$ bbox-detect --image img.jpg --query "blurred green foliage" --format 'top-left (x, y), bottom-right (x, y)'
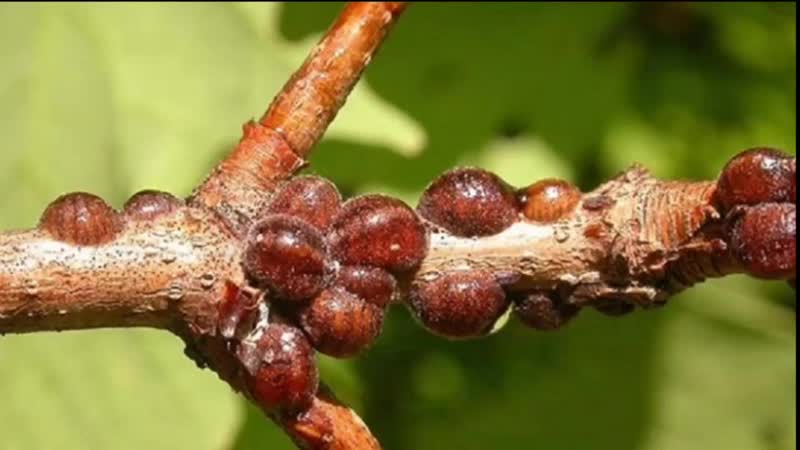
top-left (0, 3), bottom-right (795, 450)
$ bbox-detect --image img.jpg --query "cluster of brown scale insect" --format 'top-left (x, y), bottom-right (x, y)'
top-left (38, 190), bottom-right (185, 246)
top-left (410, 168), bottom-right (587, 338)
top-left (227, 175), bottom-right (431, 414)
top-left (30, 147), bottom-right (796, 420)
top-left (714, 148), bottom-right (797, 282)
top-left (216, 148), bottom-right (795, 416)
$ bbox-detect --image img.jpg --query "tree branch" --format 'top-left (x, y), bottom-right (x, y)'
top-left (0, 201), bottom-right (242, 335)
top-left (0, 157), bottom-right (794, 449)
top-left (191, 2), bottom-right (409, 235)
top-left (0, 3), bottom-right (795, 450)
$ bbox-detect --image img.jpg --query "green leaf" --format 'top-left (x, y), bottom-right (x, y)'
top-left (0, 331), bottom-right (242, 450)
top-left (643, 279), bottom-right (796, 450)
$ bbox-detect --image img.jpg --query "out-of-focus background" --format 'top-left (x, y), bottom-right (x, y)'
top-left (0, 3), bottom-right (795, 450)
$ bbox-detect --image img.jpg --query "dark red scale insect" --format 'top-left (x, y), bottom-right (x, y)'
top-left (407, 270), bottom-right (510, 339)
top-left (518, 179), bottom-right (582, 223)
top-left (267, 175), bottom-right (342, 231)
top-left (237, 322), bottom-right (319, 415)
top-left (417, 167), bottom-right (519, 237)
top-left (244, 214), bottom-right (329, 302)
top-left (328, 195), bottom-right (428, 272)
top-left (715, 147), bottom-right (796, 213)
top-left (335, 265), bottom-right (397, 308)
top-left (728, 203), bottom-right (796, 280)
top-left (39, 192), bottom-right (122, 246)
top-left (298, 286), bottom-right (385, 358)
top-left (123, 190), bottom-right (184, 220)
top-left (513, 291), bottom-right (579, 330)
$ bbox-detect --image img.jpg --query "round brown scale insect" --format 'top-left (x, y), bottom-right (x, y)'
top-left (514, 292), bottom-right (580, 331)
top-left (238, 322), bottom-right (319, 414)
top-left (244, 214), bottom-right (328, 302)
top-left (298, 287), bottom-right (385, 358)
top-left (518, 178), bottom-right (582, 223)
top-left (407, 270), bottom-right (510, 339)
top-left (123, 190), bottom-right (184, 220)
top-left (328, 195), bottom-right (428, 272)
top-left (729, 203), bottom-right (796, 280)
top-left (267, 175), bottom-right (342, 231)
top-left (39, 192), bottom-right (122, 246)
top-left (336, 265), bottom-right (397, 308)
top-left (715, 147), bottom-right (796, 213)
top-left (417, 167), bottom-right (519, 237)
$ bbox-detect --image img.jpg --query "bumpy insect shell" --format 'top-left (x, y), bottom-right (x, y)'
top-left (243, 214), bottom-right (329, 302)
top-left (267, 175), bottom-right (343, 232)
top-left (715, 147), bottom-right (796, 213)
top-left (417, 167), bottom-right (520, 237)
top-left (729, 203), bottom-right (796, 280)
top-left (299, 286), bottom-right (385, 358)
top-left (513, 291), bottom-right (580, 331)
top-left (123, 190), bottom-right (184, 220)
top-left (39, 192), bottom-right (123, 245)
top-left (408, 270), bottom-right (511, 339)
top-left (239, 322), bottom-right (319, 415)
top-left (328, 194), bottom-right (429, 273)
top-left (517, 179), bottom-right (582, 223)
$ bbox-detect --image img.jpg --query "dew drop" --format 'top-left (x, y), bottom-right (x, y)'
top-left (151, 230), bottom-right (170, 238)
top-left (58, 309), bottom-right (67, 315)
top-left (263, 349), bottom-right (276, 365)
top-left (192, 240), bottom-right (209, 249)
top-left (200, 273), bottom-right (216, 290)
top-left (23, 279), bottom-right (39, 296)
top-left (554, 229), bottom-right (570, 243)
top-left (167, 283), bottom-right (184, 300)
top-left (162, 254), bottom-right (177, 264)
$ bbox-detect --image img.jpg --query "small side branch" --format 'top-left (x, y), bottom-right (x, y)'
top-left (191, 2), bottom-right (409, 234)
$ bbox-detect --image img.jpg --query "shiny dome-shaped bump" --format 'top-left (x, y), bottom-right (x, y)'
top-left (417, 167), bottom-right (519, 237)
top-left (299, 287), bottom-right (385, 358)
top-left (408, 270), bottom-right (510, 339)
top-left (244, 214), bottom-right (328, 302)
top-left (336, 265), bottom-right (397, 308)
top-left (328, 195), bottom-right (428, 273)
top-left (267, 175), bottom-right (342, 231)
top-left (518, 179), bottom-right (582, 223)
top-left (238, 323), bottom-right (319, 414)
top-left (123, 190), bottom-right (184, 221)
top-left (513, 291), bottom-right (579, 330)
top-left (715, 147), bottom-right (796, 213)
top-left (39, 192), bottom-right (122, 246)
top-left (729, 203), bottom-right (796, 279)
